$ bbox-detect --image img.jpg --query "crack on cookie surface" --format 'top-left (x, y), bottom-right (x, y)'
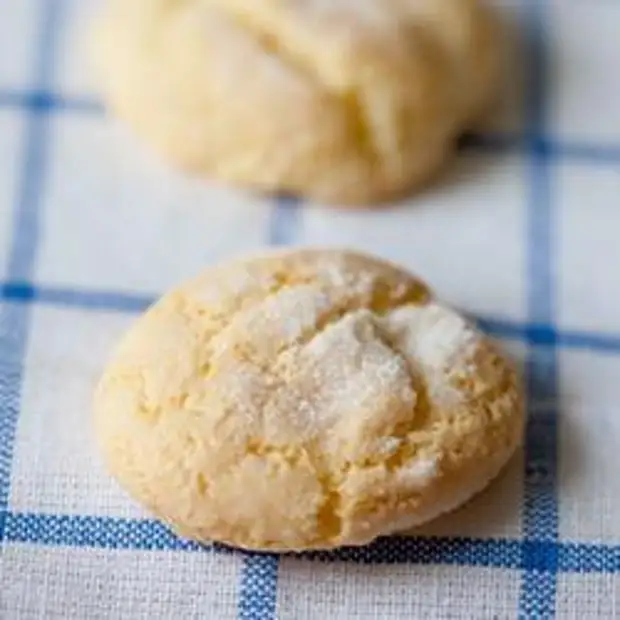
top-left (195, 472), bottom-right (208, 496)
top-left (342, 89), bottom-right (379, 164)
top-left (211, 2), bottom-right (329, 86)
top-left (315, 474), bottom-right (343, 542)
top-left (204, 1), bottom-right (391, 164)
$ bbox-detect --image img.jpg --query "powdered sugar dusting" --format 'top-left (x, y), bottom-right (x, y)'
top-left (210, 284), bottom-right (333, 359)
top-left (272, 310), bottom-right (415, 436)
top-left (395, 457), bottom-right (439, 487)
top-left (196, 260), bottom-right (482, 441)
top-left (383, 302), bottom-right (481, 404)
top-left (316, 257), bottom-right (378, 299)
top-left (375, 435), bottom-right (402, 456)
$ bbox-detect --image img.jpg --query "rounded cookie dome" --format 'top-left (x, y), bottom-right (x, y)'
top-left (93, 249), bottom-right (524, 551)
top-left (93, 0), bottom-right (500, 204)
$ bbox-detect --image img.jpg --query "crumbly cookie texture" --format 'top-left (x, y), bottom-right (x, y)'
top-left (92, 0), bottom-right (500, 205)
top-left (93, 249), bottom-right (524, 552)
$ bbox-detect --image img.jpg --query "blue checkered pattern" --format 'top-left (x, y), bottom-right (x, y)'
top-left (2, 1), bottom-right (620, 618)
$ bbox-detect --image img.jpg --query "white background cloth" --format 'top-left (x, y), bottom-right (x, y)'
top-left (1, 1), bottom-right (620, 618)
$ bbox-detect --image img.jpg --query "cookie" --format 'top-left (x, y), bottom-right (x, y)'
top-left (93, 249), bottom-right (524, 551)
top-left (92, 0), bottom-right (500, 205)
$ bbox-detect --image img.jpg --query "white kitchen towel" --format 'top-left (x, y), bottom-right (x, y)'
top-left (1, 1), bottom-right (620, 618)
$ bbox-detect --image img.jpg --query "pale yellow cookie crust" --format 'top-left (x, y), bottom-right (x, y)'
top-left (92, 0), bottom-right (500, 205)
top-left (93, 249), bottom-right (524, 551)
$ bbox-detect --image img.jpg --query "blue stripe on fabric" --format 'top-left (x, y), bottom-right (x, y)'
top-left (268, 196), bottom-right (301, 246)
top-left (518, 0), bottom-right (560, 617)
top-left (290, 536), bottom-right (523, 568)
top-left (524, 33), bottom-right (558, 529)
top-left (556, 330), bottom-right (620, 354)
top-left (5, 512), bottom-right (207, 551)
top-left (6, 511), bottom-right (620, 574)
top-left (6, 115), bottom-right (50, 281)
top-left (0, 1), bottom-right (62, 544)
top-left (519, 571), bottom-right (557, 619)
top-left (2, 88), bottom-right (620, 165)
top-left (2, 281), bottom-right (620, 354)
top-left (0, 512), bottom-right (517, 569)
top-left (7, 3), bottom-right (63, 282)
top-left (547, 141), bottom-right (620, 165)
top-left (459, 131), bottom-right (620, 164)
top-left (0, 90), bottom-right (102, 114)
top-left (558, 543), bottom-right (620, 573)
top-left (0, 281), bottom-right (155, 313)
top-left (237, 554), bottom-right (280, 620)
top-left (0, 307), bottom-right (30, 512)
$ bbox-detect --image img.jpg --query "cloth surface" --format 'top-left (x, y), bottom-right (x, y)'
top-left (1, 1), bottom-right (620, 618)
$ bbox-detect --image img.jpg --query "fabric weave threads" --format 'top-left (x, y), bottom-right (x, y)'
top-left (2, 0), bottom-right (620, 618)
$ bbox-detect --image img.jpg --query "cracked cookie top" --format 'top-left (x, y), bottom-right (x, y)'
top-left (92, 0), bottom-right (500, 204)
top-left (93, 249), bottom-right (524, 551)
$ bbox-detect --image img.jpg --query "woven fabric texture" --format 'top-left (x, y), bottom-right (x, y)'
top-left (1, 1), bottom-right (620, 618)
